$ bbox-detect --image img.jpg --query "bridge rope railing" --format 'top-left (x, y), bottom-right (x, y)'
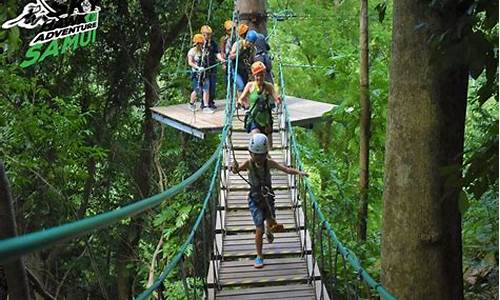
top-left (277, 58), bottom-right (396, 300)
top-left (0, 147), bottom-right (221, 264)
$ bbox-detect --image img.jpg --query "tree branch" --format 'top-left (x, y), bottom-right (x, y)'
top-left (146, 229), bottom-right (165, 288)
top-left (26, 268), bottom-right (56, 300)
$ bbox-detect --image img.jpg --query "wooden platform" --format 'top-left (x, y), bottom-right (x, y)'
top-left (151, 96), bottom-right (335, 139)
top-left (207, 110), bottom-right (330, 300)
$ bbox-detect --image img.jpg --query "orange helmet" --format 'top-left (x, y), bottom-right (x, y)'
top-left (238, 24), bottom-right (249, 37)
top-left (192, 34), bottom-right (205, 45)
top-left (224, 20), bottom-right (233, 31)
top-left (251, 61), bottom-right (266, 76)
top-left (201, 25), bottom-right (213, 34)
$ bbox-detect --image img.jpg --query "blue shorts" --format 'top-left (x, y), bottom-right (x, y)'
top-left (191, 74), bottom-right (209, 94)
top-left (235, 73), bottom-right (246, 92)
top-left (246, 120), bottom-right (265, 133)
top-left (248, 194), bottom-right (276, 227)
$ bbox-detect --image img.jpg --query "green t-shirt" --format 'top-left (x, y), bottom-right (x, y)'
top-left (248, 84), bottom-right (272, 127)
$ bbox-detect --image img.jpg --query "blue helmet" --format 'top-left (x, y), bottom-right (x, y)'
top-left (246, 30), bottom-right (258, 43)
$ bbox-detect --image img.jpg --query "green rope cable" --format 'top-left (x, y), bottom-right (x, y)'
top-left (266, 18), bottom-right (278, 41)
top-left (277, 60), bottom-right (396, 300)
top-left (0, 146), bottom-right (221, 264)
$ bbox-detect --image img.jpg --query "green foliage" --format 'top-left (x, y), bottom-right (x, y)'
top-left (462, 80), bottom-right (498, 297)
top-left (269, 0), bottom-right (393, 279)
top-left (0, 0), bottom-right (21, 55)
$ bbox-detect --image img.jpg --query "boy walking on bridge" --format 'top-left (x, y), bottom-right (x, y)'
top-left (231, 134), bottom-right (308, 268)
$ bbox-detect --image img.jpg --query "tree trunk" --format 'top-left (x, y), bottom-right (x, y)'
top-left (381, 1), bottom-right (468, 298)
top-left (357, 0), bottom-right (370, 242)
top-left (0, 161), bottom-right (31, 300)
top-left (0, 266), bottom-right (7, 299)
top-left (236, 0), bottom-right (268, 34)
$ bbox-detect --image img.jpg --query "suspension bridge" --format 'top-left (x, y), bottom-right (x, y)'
top-left (0, 7), bottom-right (397, 300)
top-left (206, 100), bottom-right (323, 299)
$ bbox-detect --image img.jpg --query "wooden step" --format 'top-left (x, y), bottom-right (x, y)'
top-left (231, 132), bottom-right (283, 148)
top-left (215, 284), bottom-right (315, 300)
top-left (223, 207), bottom-right (299, 233)
top-left (217, 257), bottom-right (309, 287)
top-left (226, 150), bottom-right (286, 163)
top-left (222, 232), bottom-right (303, 258)
top-left (216, 207), bottom-right (302, 233)
top-left (226, 185), bottom-right (292, 191)
top-left (225, 223), bottom-right (297, 234)
top-left (228, 174), bottom-right (290, 188)
top-left (226, 209), bottom-right (297, 227)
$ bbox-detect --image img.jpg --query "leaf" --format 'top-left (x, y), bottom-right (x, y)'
top-left (466, 31), bottom-right (494, 80)
top-left (325, 68), bottom-right (335, 79)
top-left (6, 27), bottom-right (20, 54)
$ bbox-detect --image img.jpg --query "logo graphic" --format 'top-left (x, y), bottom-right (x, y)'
top-left (2, 0), bottom-right (100, 68)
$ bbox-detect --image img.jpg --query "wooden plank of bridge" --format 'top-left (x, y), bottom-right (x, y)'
top-left (208, 112), bottom-right (330, 300)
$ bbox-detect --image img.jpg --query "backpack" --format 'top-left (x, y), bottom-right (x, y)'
top-left (249, 160), bottom-right (275, 208)
top-left (244, 97), bottom-right (259, 132)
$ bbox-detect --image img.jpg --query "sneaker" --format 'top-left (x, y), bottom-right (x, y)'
top-left (254, 256), bottom-right (264, 269)
top-left (209, 103), bottom-right (217, 109)
top-left (188, 102), bottom-right (197, 111)
top-left (202, 107), bottom-right (215, 114)
top-left (268, 223), bottom-right (285, 233)
top-left (266, 231), bottom-right (274, 244)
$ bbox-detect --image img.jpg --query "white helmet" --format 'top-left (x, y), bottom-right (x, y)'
top-left (248, 133), bottom-right (268, 154)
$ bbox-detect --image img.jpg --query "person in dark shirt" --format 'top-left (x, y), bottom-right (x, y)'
top-left (229, 27), bottom-right (257, 98)
top-left (252, 31), bottom-right (274, 84)
top-left (219, 20), bottom-right (235, 70)
top-left (238, 26), bottom-right (274, 84)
